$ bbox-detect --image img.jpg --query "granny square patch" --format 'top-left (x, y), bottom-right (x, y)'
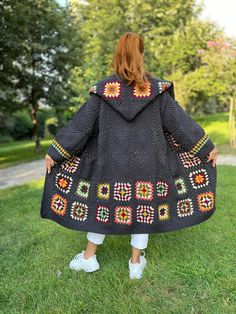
top-left (189, 169), bottom-right (209, 189)
top-left (165, 132), bottom-right (182, 151)
top-left (55, 172), bottom-right (73, 194)
top-left (174, 177), bottom-right (187, 195)
top-left (197, 192), bottom-right (214, 212)
top-left (158, 81), bottom-right (172, 93)
top-left (177, 198), bottom-right (194, 217)
top-left (61, 156), bottom-right (80, 173)
top-left (135, 181), bottom-right (154, 201)
top-left (89, 85), bottom-right (97, 94)
top-left (136, 205), bottom-right (154, 224)
top-left (76, 179), bottom-right (90, 198)
top-left (133, 80), bottom-right (152, 98)
top-left (102, 81), bottom-right (121, 98)
top-left (157, 204), bottom-right (169, 221)
top-left (114, 206), bottom-right (132, 225)
top-left (50, 193), bottom-right (67, 216)
top-left (156, 180), bottom-right (169, 197)
top-left (178, 152), bottom-right (201, 168)
top-left (97, 183), bottom-right (110, 200)
top-left (70, 201), bottom-right (88, 221)
top-left (113, 182), bottom-right (132, 201)
top-left (95, 205), bottom-right (110, 223)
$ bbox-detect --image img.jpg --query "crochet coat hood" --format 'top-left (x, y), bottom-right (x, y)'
top-left (89, 74), bottom-right (175, 121)
top-left (40, 73), bottom-right (217, 235)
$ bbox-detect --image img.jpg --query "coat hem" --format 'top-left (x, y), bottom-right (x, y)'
top-left (40, 208), bottom-right (216, 235)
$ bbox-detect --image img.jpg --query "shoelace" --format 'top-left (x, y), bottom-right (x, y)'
top-left (73, 253), bottom-right (82, 260)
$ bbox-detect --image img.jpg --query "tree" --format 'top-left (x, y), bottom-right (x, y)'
top-left (0, 0), bottom-right (79, 151)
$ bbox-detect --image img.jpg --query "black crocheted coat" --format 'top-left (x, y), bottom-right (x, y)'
top-left (40, 73), bottom-right (217, 234)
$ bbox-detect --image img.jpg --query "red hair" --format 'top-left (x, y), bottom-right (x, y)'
top-left (110, 32), bottom-right (152, 87)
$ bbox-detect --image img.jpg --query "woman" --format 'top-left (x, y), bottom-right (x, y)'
top-left (41, 32), bottom-right (218, 280)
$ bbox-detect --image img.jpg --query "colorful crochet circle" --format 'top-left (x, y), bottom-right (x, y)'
top-left (50, 193), bottom-right (67, 216)
top-left (114, 206), bottom-right (132, 225)
top-left (156, 180), bottom-right (169, 197)
top-left (133, 80), bottom-right (151, 98)
top-left (189, 169), bottom-right (209, 189)
top-left (76, 179), bottom-right (90, 198)
top-left (136, 205), bottom-right (154, 224)
top-left (158, 204), bottom-right (169, 221)
top-left (177, 198), bottom-right (194, 217)
top-left (174, 177), bottom-right (187, 195)
top-left (70, 201), bottom-right (88, 221)
top-left (97, 183), bottom-right (110, 200)
top-left (178, 152), bottom-right (201, 168)
top-left (61, 156), bottom-right (80, 173)
top-left (197, 192), bottom-right (214, 212)
top-left (95, 205), bottom-right (110, 223)
top-left (113, 182), bottom-right (132, 201)
top-left (103, 81), bottom-right (121, 98)
top-left (55, 172), bottom-right (73, 194)
top-left (135, 181), bottom-right (154, 201)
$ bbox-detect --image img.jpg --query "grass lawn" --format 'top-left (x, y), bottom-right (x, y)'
top-left (195, 112), bottom-right (236, 155)
top-left (1, 112), bottom-right (236, 169)
top-left (0, 165), bottom-right (235, 313)
top-left (0, 139), bottom-right (53, 169)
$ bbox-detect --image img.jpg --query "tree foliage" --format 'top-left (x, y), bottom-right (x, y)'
top-left (1, 0), bottom-right (236, 149)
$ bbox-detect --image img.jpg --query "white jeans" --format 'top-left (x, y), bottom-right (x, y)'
top-left (87, 232), bottom-right (149, 250)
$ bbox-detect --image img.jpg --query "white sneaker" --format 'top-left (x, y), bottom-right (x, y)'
top-left (69, 250), bottom-right (100, 273)
top-left (129, 250), bottom-right (147, 279)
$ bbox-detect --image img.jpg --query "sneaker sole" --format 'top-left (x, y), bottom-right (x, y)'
top-left (69, 264), bottom-right (100, 273)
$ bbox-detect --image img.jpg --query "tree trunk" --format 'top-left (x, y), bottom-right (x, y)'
top-left (229, 96), bottom-right (236, 147)
top-left (29, 104), bottom-right (42, 153)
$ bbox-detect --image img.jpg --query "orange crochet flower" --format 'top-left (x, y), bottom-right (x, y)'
top-left (58, 178), bottom-right (69, 188)
top-left (133, 81), bottom-right (151, 98)
top-left (103, 82), bottom-right (121, 98)
top-left (197, 192), bottom-right (214, 212)
top-left (50, 194), bottom-right (67, 216)
top-left (194, 174), bottom-right (205, 184)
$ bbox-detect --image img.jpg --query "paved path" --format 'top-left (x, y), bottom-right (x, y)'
top-left (0, 155), bottom-right (236, 190)
top-left (0, 159), bottom-right (46, 190)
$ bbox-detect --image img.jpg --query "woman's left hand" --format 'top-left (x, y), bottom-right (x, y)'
top-left (89, 86), bottom-right (95, 93)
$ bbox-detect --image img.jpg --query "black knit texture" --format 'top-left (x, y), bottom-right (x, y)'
top-left (40, 73), bottom-right (217, 234)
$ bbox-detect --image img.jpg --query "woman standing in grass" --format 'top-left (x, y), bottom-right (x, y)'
top-left (41, 32), bottom-right (218, 280)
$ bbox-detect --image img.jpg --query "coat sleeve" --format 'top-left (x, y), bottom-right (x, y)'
top-left (47, 93), bottom-right (100, 163)
top-left (160, 90), bottom-right (215, 159)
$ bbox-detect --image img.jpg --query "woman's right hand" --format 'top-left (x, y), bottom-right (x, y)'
top-left (207, 147), bottom-right (218, 167)
top-left (45, 154), bottom-right (56, 173)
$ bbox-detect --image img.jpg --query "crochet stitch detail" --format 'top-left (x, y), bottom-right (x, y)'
top-left (133, 80), bottom-right (152, 98)
top-left (40, 73), bottom-right (217, 235)
top-left (102, 81), bottom-right (121, 98)
top-left (51, 139), bottom-right (72, 159)
top-left (189, 133), bottom-right (209, 155)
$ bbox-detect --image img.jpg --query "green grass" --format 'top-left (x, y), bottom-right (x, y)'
top-left (194, 112), bottom-right (236, 155)
top-left (0, 139), bottom-right (53, 169)
top-left (0, 165), bottom-right (235, 313)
